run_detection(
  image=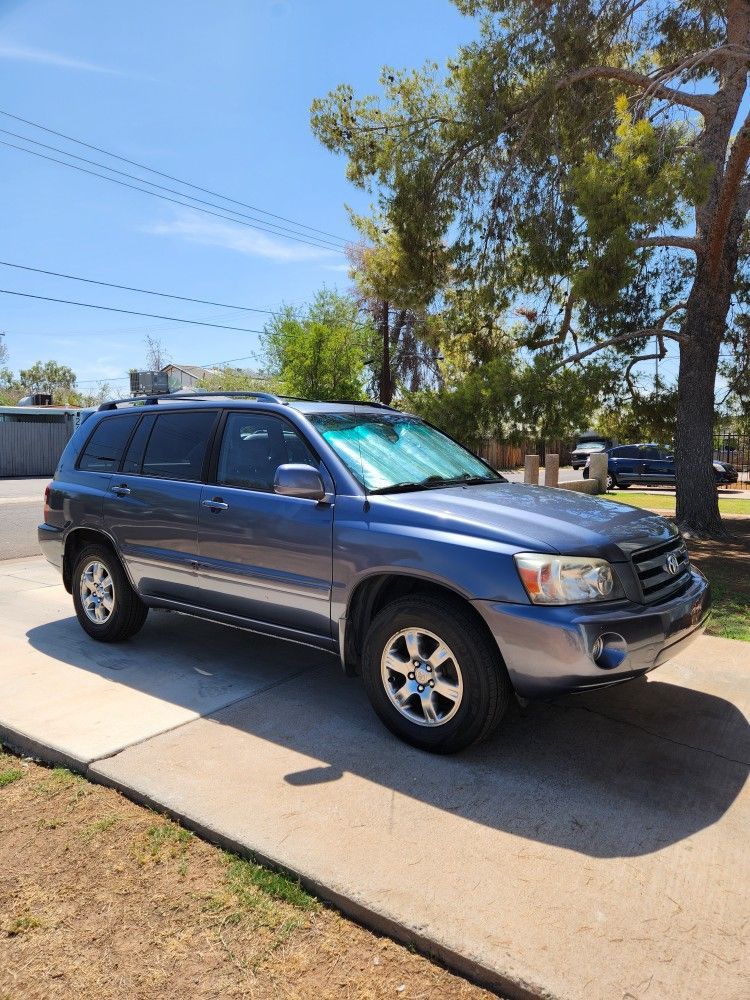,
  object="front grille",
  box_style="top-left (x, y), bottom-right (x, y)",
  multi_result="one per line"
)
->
top-left (631, 534), bottom-right (691, 604)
